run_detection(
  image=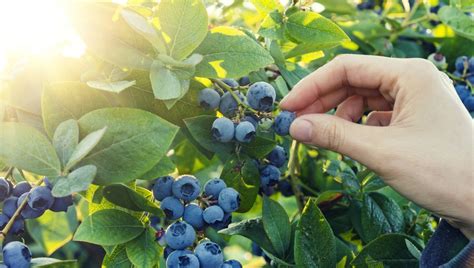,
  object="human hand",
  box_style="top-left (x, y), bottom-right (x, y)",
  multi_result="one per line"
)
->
top-left (280, 55), bottom-right (474, 238)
